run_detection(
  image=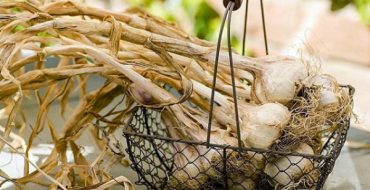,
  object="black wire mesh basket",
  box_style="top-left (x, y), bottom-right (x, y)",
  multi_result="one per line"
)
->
top-left (118, 85), bottom-right (353, 190)
top-left (102, 1), bottom-right (355, 189)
